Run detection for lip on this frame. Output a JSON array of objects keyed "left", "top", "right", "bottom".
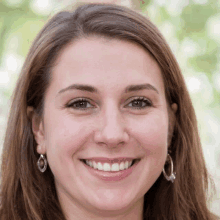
[
  {"left": 80, "top": 158, "right": 140, "bottom": 181},
  {"left": 80, "top": 157, "right": 135, "bottom": 164}
]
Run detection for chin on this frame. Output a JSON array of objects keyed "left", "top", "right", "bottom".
[{"left": 87, "top": 192, "right": 141, "bottom": 213}]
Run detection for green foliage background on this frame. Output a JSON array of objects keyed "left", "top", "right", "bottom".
[{"left": 0, "top": 0, "right": 219, "bottom": 215}]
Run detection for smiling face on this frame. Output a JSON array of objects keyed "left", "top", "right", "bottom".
[{"left": 31, "top": 37, "right": 176, "bottom": 219}]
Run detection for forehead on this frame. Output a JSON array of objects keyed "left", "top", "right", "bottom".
[{"left": 50, "top": 37, "right": 165, "bottom": 96}]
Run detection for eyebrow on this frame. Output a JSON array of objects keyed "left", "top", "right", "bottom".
[
  {"left": 57, "top": 83, "right": 159, "bottom": 96},
  {"left": 124, "top": 84, "right": 159, "bottom": 94},
  {"left": 58, "top": 84, "right": 98, "bottom": 95}
]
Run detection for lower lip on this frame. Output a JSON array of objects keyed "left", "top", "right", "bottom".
[{"left": 81, "top": 160, "right": 140, "bottom": 181}]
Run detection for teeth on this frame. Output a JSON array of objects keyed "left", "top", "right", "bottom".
[
  {"left": 93, "top": 161, "right": 97, "bottom": 169},
  {"left": 119, "top": 162, "right": 125, "bottom": 170},
  {"left": 97, "top": 162, "right": 103, "bottom": 170},
  {"left": 84, "top": 160, "right": 134, "bottom": 172},
  {"left": 89, "top": 160, "right": 93, "bottom": 167},
  {"left": 124, "top": 161, "right": 127, "bottom": 169},
  {"left": 103, "top": 163, "right": 111, "bottom": 171},
  {"left": 111, "top": 163, "right": 120, "bottom": 171}
]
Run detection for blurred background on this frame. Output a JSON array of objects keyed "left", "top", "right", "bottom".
[{"left": 0, "top": 0, "right": 219, "bottom": 215}]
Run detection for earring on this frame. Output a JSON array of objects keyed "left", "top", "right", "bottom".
[
  {"left": 37, "top": 154, "right": 47, "bottom": 173},
  {"left": 163, "top": 154, "right": 176, "bottom": 183}
]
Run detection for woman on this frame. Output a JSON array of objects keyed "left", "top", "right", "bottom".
[{"left": 0, "top": 3, "right": 218, "bottom": 220}]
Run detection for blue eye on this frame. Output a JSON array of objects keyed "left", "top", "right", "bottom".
[
  {"left": 127, "top": 97, "right": 152, "bottom": 109},
  {"left": 66, "top": 98, "right": 93, "bottom": 110}
]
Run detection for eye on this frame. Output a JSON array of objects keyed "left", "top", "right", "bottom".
[
  {"left": 65, "top": 98, "right": 94, "bottom": 110},
  {"left": 126, "top": 97, "right": 152, "bottom": 109}
]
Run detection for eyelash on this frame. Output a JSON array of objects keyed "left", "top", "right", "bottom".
[
  {"left": 126, "top": 97, "right": 152, "bottom": 109},
  {"left": 65, "top": 97, "right": 152, "bottom": 111}
]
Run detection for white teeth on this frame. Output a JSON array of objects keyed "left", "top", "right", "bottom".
[
  {"left": 111, "top": 163, "right": 120, "bottom": 171},
  {"left": 97, "top": 162, "right": 103, "bottom": 170},
  {"left": 125, "top": 161, "right": 129, "bottom": 169},
  {"left": 103, "top": 163, "right": 111, "bottom": 171},
  {"left": 89, "top": 160, "right": 93, "bottom": 167},
  {"left": 119, "top": 162, "right": 125, "bottom": 170},
  {"left": 84, "top": 159, "right": 134, "bottom": 172},
  {"left": 93, "top": 161, "right": 97, "bottom": 169}
]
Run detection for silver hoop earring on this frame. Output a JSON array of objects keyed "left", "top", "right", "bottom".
[
  {"left": 163, "top": 154, "right": 176, "bottom": 183},
  {"left": 37, "top": 154, "right": 47, "bottom": 173}
]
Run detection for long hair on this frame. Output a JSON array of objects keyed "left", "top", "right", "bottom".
[{"left": 0, "top": 3, "right": 218, "bottom": 220}]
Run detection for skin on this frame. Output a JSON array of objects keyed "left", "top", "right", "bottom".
[{"left": 30, "top": 37, "right": 177, "bottom": 220}]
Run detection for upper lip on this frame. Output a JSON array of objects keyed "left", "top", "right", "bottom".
[{"left": 80, "top": 157, "right": 139, "bottom": 163}]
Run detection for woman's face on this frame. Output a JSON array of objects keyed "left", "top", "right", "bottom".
[{"left": 32, "top": 37, "right": 176, "bottom": 218}]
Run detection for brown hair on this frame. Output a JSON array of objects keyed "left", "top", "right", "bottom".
[{"left": 0, "top": 3, "right": 218, "bottom": 220}]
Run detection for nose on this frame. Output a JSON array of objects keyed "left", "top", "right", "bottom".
[{"left": 94, "top": 105, "right": 129, "bottom": 148}]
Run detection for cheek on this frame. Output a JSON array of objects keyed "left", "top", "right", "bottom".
[
  {"left": 43, "top": 113, "right": 91, "bottom": 179},
  {"left": 129, "top": 112, "right": 169, "bottom": 153},
  {"left": 44, "top": 111, "right": 88, "bottom": 156}
]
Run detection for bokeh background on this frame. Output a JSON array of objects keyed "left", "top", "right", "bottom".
[{"left": 0, "top": 0, "right": 219, "bottom": 215}]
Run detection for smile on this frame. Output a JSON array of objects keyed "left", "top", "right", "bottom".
[
  {"left": 82, "top": 159, "right": 135, "bottom": 172},
  {"left": 80, "top": 158, "right": 141, "bottom": 181}
]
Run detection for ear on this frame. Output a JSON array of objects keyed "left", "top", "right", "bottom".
[
  {"left": 27, "top": 106, "right": 46, "bottom": 155},
  {"left": 168, "top": 103, "right": 178, "bottom": 147}
]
